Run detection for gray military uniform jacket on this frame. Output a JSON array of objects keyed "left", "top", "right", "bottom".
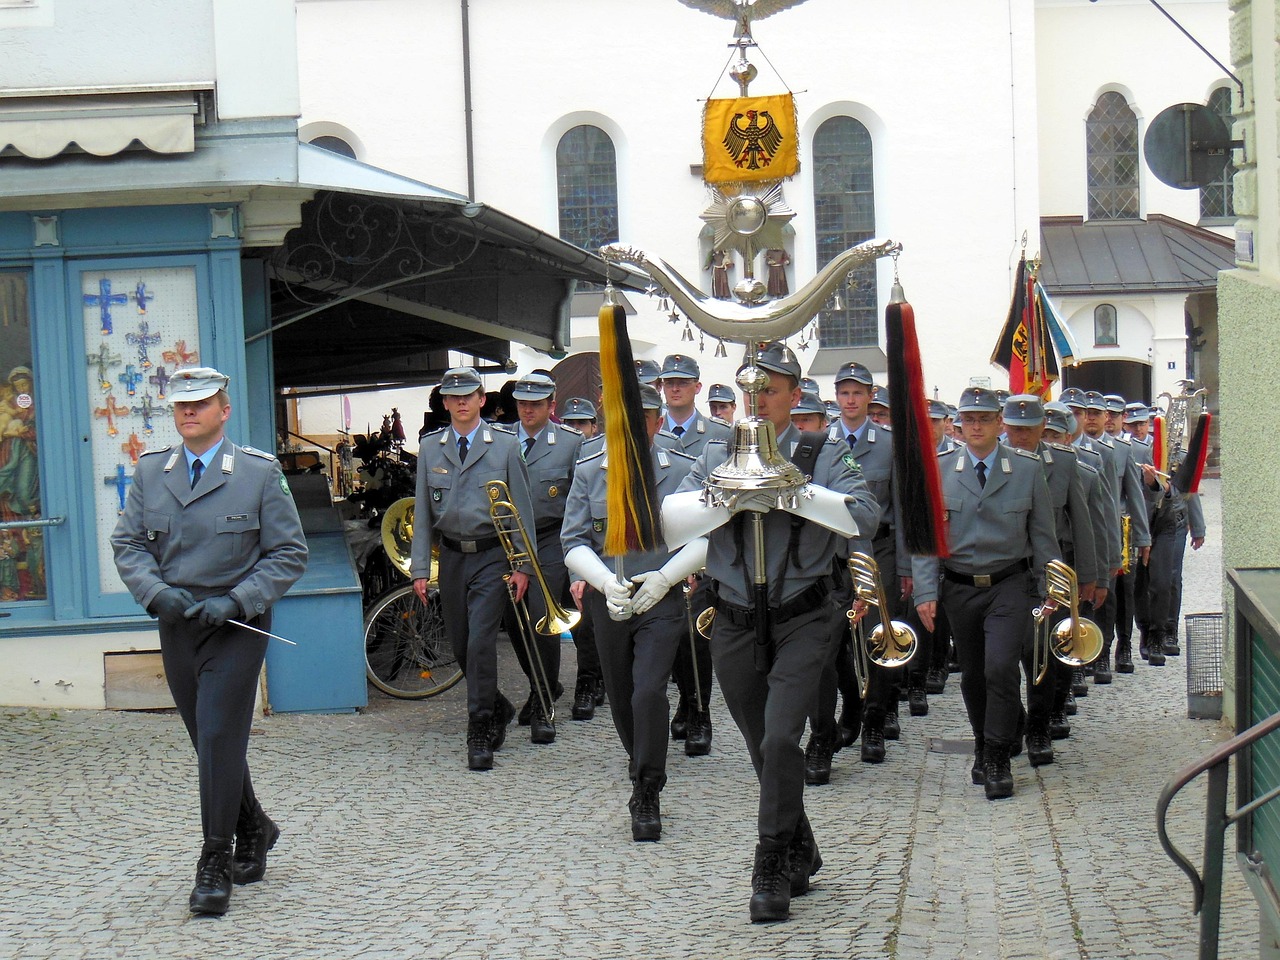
[
  {"left": 911, "top": 443, "right": 1060, "bottom": 605},
  {"left": 410, "top": 423, "right": 535, "bottom": 581},
  {"left": 111, "top": 440, "right": 308, "bottom": 618},
  {"left": 1081, "top": 432, "right": 1152, "bottom": 549},
  {"left": 1038, "top": 442, "right": 1099, "bottom": 585},
  {"left": 561, "top": 444, "right": 697, "bottom": 578},
  {"left": 677, "top": 425, "right": 879, "bottom": 608},
  {"left": 521, "top": 422, "right": 584, "bottom": 533},
  {"left": 658, "top": 410, "right": 731, "bottom": 459},
  {"left": 828, "top": 420, "right": 909, "bottom": 574}
]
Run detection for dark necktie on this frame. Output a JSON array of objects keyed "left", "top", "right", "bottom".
[
  {"left": 191, "top": 458, "right": 203, "bottom": 489},
  {"left": 975, "top": 460, "right": 987, "bottom": 489},
  {"left": 847, "top": 433, "right": 856, "bottom": 449},
  {"left": 672, "top": 425, "right": 685, "bottom": 437},
  {"left": 523, "top": 437, "right": 535, "bottom": 459},
  {"left": 457, "top": 436, "right": 469, "bottom": 464}
]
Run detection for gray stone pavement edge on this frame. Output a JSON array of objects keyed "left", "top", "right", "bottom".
[{"left": 0, "top": 479, "right": 1261, "bottom": 960}]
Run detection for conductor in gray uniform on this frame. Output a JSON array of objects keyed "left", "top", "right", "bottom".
[
  {"left": 677, "top": 342, "right": 878, "bottom": 923},
  {"left": 912, "top": 387, "right": 1058, "bottom": 801},
  {"left": 411, "top": 366, "right": 536, "bottom": 772},
  {"left": 658, "top": 353, "right": 731, "bottom": 755},
  {"left": 562, "top": 384, "right": 704, "bottom": 842},
  {"left": 111, "top": 367, "right": 307, "bottom": 916}
]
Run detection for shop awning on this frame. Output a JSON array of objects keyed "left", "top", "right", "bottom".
[{"left": 0, "top": 89, "right": 202, "bottom": 159}]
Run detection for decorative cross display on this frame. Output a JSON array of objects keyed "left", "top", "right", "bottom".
[
  {"left": 86, "top": 342, "right": 123, "bottom": 392},
  {"left": 125, "top": 320, "right": 162, "bottom": 369},
  {"left": 132, "top": 281, "right": 154, "bottom": 315},
  {"left": 103, "top": 464, "right": 133, "bottom": 514},
  {"left": 148, "top": 365, "right": 171, "bottom": 400},
  {"left": 118, "top": 364, "right": 143, "bottom": 397},
  {"left": 94, "top": 394, "right": 129, "bottom": 437},
  {"left": 131, "top": 393, "right": 159, "bottom": 434},
  {"left": 162, "top": 340, "right": 199, "bottom": 367},
  {"left": 83, "top": 279, "right": 129, "bottom": 336},
  {"left": 120, "top": 432, "right": 146, "bottom": 465}
]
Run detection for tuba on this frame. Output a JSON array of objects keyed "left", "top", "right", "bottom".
[
  {"left": 1032, "top": 560, "right": 1104, "bottom": 685},
  {"left": 380, "top": 497, "right": 439, "bottom": 583},
  {"left": 846, "top": 552, "right": 918, "bottom": 698}
]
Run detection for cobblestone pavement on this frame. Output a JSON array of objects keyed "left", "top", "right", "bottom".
[{"left": 0, "top": 480, "right": 1258, "bottom": 960}]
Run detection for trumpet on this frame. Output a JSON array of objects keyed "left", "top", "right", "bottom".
[
  {"left": 487, "top": 480, "right": 580, "bottom": 722},
  {"left": 846, "top": 552, "right": 918, "bottom": 699},
  {"left": 1032, "top": 560, "right": 1104, "bottom": 685}
]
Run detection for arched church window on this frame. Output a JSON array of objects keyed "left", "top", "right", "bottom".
[
  {"left": 813, "top": 116, "right": 876, "bottom": 348},
  {"left": 1086, "top": 91, "right": 1140, "bottom": 220}
]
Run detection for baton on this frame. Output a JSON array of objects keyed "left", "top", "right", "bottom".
[{"left": 230, "top": 618, "right": 298, "bottom": 646}]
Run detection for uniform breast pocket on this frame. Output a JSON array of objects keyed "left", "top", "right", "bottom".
[
  {"left": 1007, "top": 497, "right": 1033, "bottom": 518},
  {"left": 942, "top": 496, "right": 963, "bottom": 521},
  {"left": 216, "top": 512, "right": 261, "bottom": 557},
  {"left": 532, "top": 467, "right": 570, "bottom": 504},
  {"left": 142, "top": 509, "right": 171, "bottom": 546},
  {"left": 427, "top": 473, "right": 452, "bottom": 506},
  {"left": 588, "top": 498, "right": 608, "bottom": 535}
]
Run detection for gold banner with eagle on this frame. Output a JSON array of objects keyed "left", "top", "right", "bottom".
[{"left": 702, "top": 93, "right": 799, "bottom": 185}]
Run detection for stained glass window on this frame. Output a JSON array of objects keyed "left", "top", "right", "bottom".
[
  {"left": 1200, "top": 86, "right": 1234, "bottom": 221},
  {"left": 813, "top": 116, "right": 877, "bottom": 348},
  {"left": 556, "top": 125, "right": 619, "bottom": 254},
  {"left": 0, "top": 271, "right": 43, "bottom": 601},
  {"left": 1086, "top": 91, "right": 1140, "bottom": 220}
]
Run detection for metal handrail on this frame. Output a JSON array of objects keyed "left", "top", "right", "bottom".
[{"left": 1156, "top": 709, "right": 1280, "bottom": 960}]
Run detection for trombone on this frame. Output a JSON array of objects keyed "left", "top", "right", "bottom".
[
  {"left": 846, "top": 552, "right": 918, "bottom": 699},
  {"left": 1032, "top": 559, "right": 1104, "bottom": 685},
  {"left": 486, "top": 480, "right": 581, "bottom": 723}
]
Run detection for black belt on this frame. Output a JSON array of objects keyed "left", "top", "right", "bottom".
[
  {"left": 942, "top": 559, "right": 1030, "bottom": 588},
  {"left": 711, "top": 576, "right": 832, "bottom": 628},
  {"left": 872, "top": 523, "right": 893, "bottom": 544},
  {"left": 535, "top": 522, "right": 561, "bottom": 538},
  {"left": 440, "top": 533, "right": 503, "bottom": 554}
]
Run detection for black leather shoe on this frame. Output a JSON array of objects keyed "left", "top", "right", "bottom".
[
  {"left": 908, "top": 686, "right": 928, "bottom": 716},
  {"left": 983, "top": 742, "right": 1014, "bottom": 800},
  {"left": 1048, "top": 712, "right": 1071, "bottom": 740},
  {"left": 490, "top": 694, "right": 515, "bottom": 752},
  {"left": 1071, "top": 667, "right": 1088, "bottom": 697},
  {"left": 1163, "top": 635, "right": 1182, "bottom": 656},
  {"left": 530, "top": 696, "right": 556, "bottom": 745},
  {"left": 1064, "top": 692, "right": 1077, "bottom": 716},
  {"left": 190, "top": 837, "right": 234, "bottom": 915},
  {"left": 971, "top": 735, "right": 985, "bottom": 785},
  {"left": 685, "top": 709, "right": 712, "bottom": 756},
  {"left": 883, "top": 709, "right": 901, "bottom": 741},
  {"left": 571, "top": 677, "right": 597, "bottom": 720},
  {"left": 925, "top": 667, "right": 947, "bottom": 695},
  {"left": 1115, "top": 641, "right": 1135, "bottom": 674},
  {"left": 670, "top": 699, "right": 688, "bottom": 741},
  {"left": 467, "top": 716, "right": 494, "bottom": 771},
  {"left": 788, "top": 817, "right": 822, "bottom": 896},
  {"left": 1148, "top": 641, "right": 1167, "bottom": 667},
  {"left": 861, "top": 724, "right": 886, "bottom": 764},
  {"left": 629, "top": 781, "right": 662, "bottom": 842},
  {"left": 750, "top": 844, "right": 791, "bottom": 922},
  {"left": 1026, "top": 725, "right": 1054, "bottom": 766},
  {"left": 1093, "top": 656, "right": 1113, "bottom": 685},
  {"left": 804, "top": 731, "right": 835, "bottom": 786},
  {"left": 232, "top": 807, "right": 279, "bottom": 885}
]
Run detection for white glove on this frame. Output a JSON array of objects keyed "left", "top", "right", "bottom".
[
  {"left": 630, "top": 538, "right": 709, "bottom": 616},
  {"left": 728, "top": 490, "right": 778, "bottom": 515},
  {"left": 565, "top": 545, "right": 633, "bottom": 620}
]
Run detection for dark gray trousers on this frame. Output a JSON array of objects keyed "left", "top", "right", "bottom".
[{"left": 437, "top": 544, "right": 511, "bottom": 717}]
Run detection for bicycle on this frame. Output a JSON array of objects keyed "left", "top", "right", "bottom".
[{"left": 363, "top": 579, "right": 462, "bottom": 700}]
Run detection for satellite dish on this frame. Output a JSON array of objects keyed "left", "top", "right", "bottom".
[{"left": 1144, "top": 103, "right": 1232, "bottom": 190}]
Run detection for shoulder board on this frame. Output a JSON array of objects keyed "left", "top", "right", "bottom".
[
  {"left": 1046, "top": 441, "right": 1074, "bottom": 453},
  {"left": 709, "top": 415, "right": 731, "bottom": 427},
  {"left": 657, "top": 429, "right": 679, "bottom": 440},
  {"left": 491, "top": 423, "right": 515, "bottom": 435},
  {"left": 1078, "top": 462, "right": 1100, "bottom": 476},
  {"left": 577, "top": 449, "right": 606, "bottom": 465},
  {"left": 140, "top": 444, "right": 175, "bottom": 457},
  {"left": 1112, "top": 434, "right": 1131, "bottom": 445},
  {"left": 557, "top": 423, "right": 583, "bottom": 437},
  {"left": 423, "top": 426, "right": 448, "bottom": 438},
  {"left": 1013, "top": 448, "right": 1041, "bottom": 460},
  {"left": 938, "top": 445, "right": 962, "bottom": 458},
  {"left": 879, "top": 423, "right": 893, "bottom": 432},
  {"left": 706, "top": 437, "right": 731, "bottom": 448},
  {"left": 240, "top": 445, "right": 277, "bottom": 461},
  {"left": 1098, "top": 435, "right": 1115, "bottom": 447},
  {"left": 665, "top": 448, "right": 696, "bottom": 462}
]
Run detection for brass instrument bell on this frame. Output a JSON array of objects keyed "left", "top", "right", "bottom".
[
  {"left": 846, "top": 552, "right": 919, "bottom": 698},
  {"left": 1032, "top": 560, "right": 1104, "bottom": 685}
]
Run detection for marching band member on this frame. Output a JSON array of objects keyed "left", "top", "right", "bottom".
[
  {"left": 708, "top": 383, "right": 738, "bottom": 422},
  {"left": 561, "top": 383, "right": 705, "bottom": 841},
  {"left": 411, "top": 366, "right": 536, "bottom": 772}
]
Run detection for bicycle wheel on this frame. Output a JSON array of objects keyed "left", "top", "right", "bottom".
[{"left": 364, "top": 583, "right": 462, "bottom": 699}]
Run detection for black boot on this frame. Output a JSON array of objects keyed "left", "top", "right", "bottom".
[
  {"left": 517, "top": 691, "right": 534, "bottom": 726},
  {"left": 189, "top": 837, "right": 234, "bottom": 915},
  {"left": 232, "top": 805, "right": 280, "bottom": 885},
  {"left": 1093, "top": 651, "right": 1113, "bottom": 685},
  {"left": 1048, "top": 711, "right": 1071, "bottom": 740},
  {"left": 860, "top": 710, "right": 886, "bottom": 763},
  {"left": 1025, "top": 720, "right": 1054, "bottom": 767},
  {"left": 925, "top": 666, "right": 947, "bottom": 695},
  {"left": 685, "top": 708, "right": 712, "bottom": 756},
  {"left": 571, "top": 677, "right": 597, "bottom": 720},
  {"left": 467, "top": 715, "right": 494, "bottom": 771},
  {"left": 1064, "top": 691, "right": 1077, "bottom": 716},
  {"left": 1148, "top": 632, "right": 1167, "bottom": 667},
  {"left": 1071, "top": 667, "right": 1088, "bottom": 697},
  {"left": 983, "top": 741, "right": 1014, "bottom": 800},
  {"left": 838, "top": 697, "right": 861, "bottom": 748},
  {"left": 1009, "top": 708, "right": 1025, "bottom": 758},
  {"left": 1139, "top": 629, "right": 1150, "bottom": 661},
  {"left": 787, "top": 816, "right": 822, "bottom": 897},
  {"left": 670, "top": 698, "right": 689, "bottom": 741},
  {"left": 1162, "top": 633, "right": 1181, "bottom": 656},
  {"left": 593, "top": 677, "right": 606, "bottom": 706},
  {"left": 530, "top": 695, "right": 556, "bottom": 745},
  {"left": 1115, "top": 640, "right": 1135, "bottom": 673},
  {"left": 908, "top": 685, "right": 929, "bottom": 716},
  {"left": 750, "top": 844, "right": 791, "bottom": 922},
  {"left": 971, "top": 734, "right": 985, "bottom": 785},
  {"left": 883, "top": 704, "right": 901, "bottom": 741},
  {"left": 490, "top": 694, "right": 515, "bottom": 752},
  {"left": 628, "top": 780, "right": 662, "bottom": 842},
  {"left": 804, "top": 730, "right": 836, "bottom": 786}
]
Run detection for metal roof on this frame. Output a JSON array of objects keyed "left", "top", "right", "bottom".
[{"left": 1038, "top": 215, "right": 1234, "bottom": 296}]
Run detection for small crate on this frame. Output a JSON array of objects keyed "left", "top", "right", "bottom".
[{"left": 1185, "top": 612, "right": 1224, "bottom": 720}]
